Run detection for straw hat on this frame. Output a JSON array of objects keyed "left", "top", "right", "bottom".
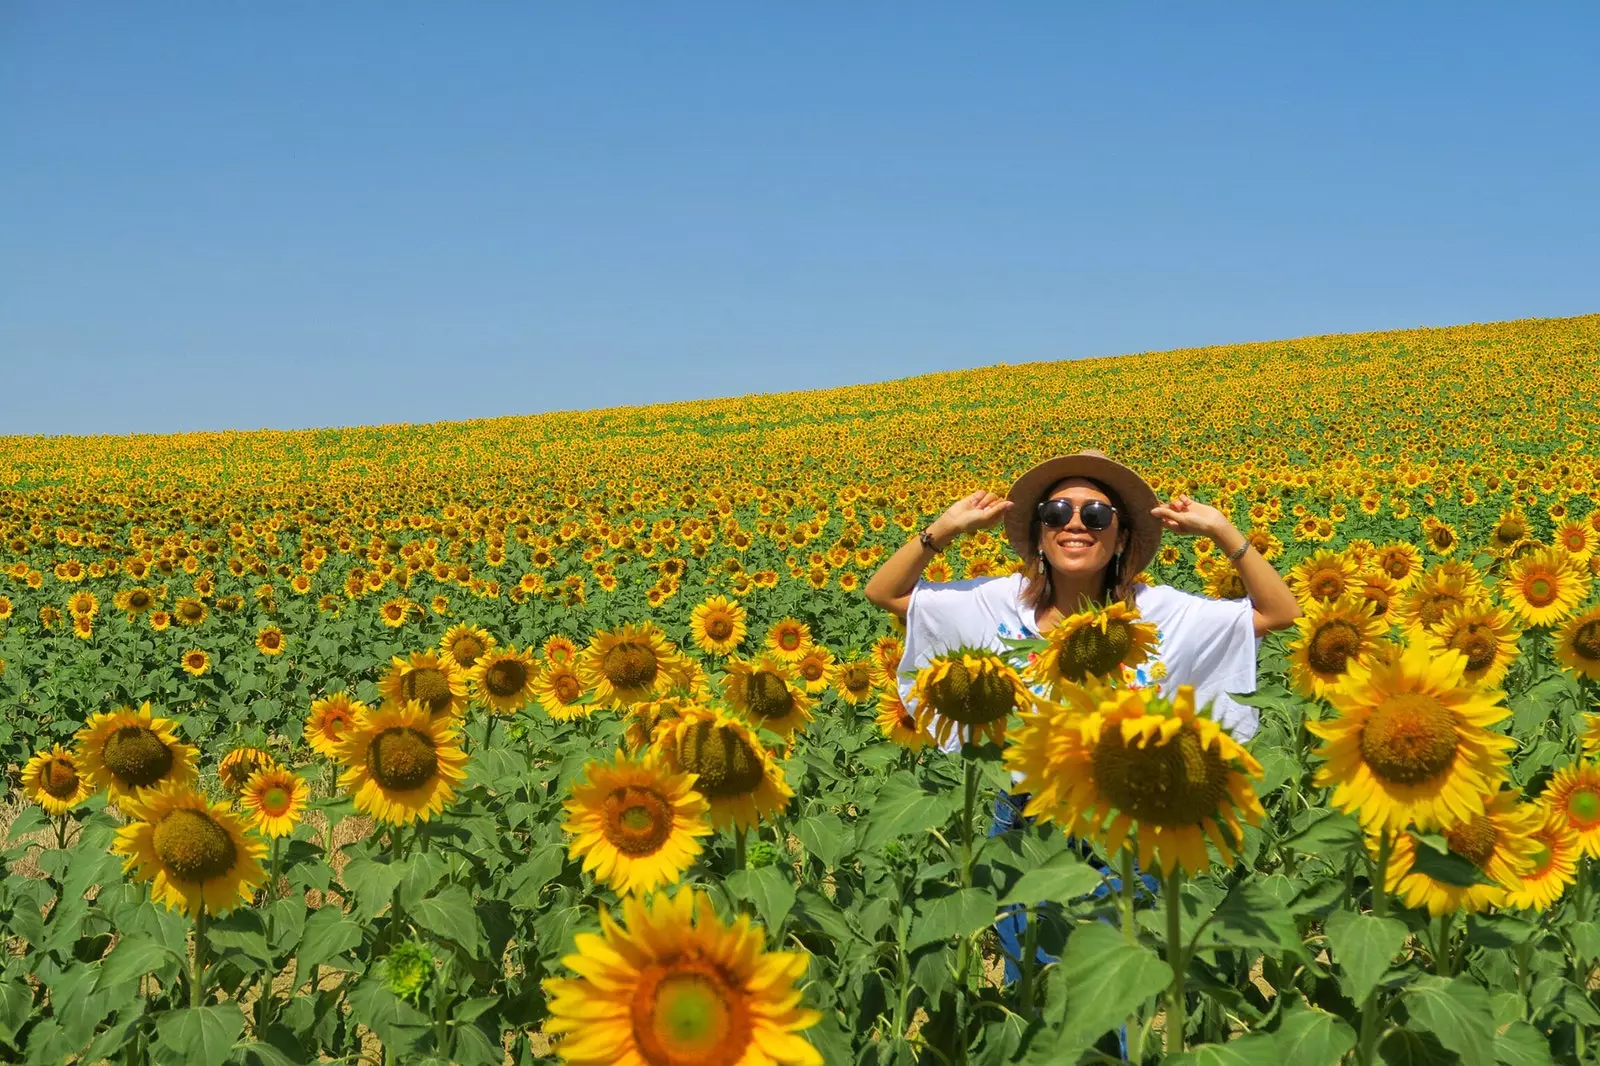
[{"left": 1003, "top": 450, "right": 1163, "bottom": 578}]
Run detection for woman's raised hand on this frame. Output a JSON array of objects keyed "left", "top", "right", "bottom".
[
  {"left": 929, "top": 490, "right": 1013, "bottom": 544},
  {"left": 1150, "top": 494, "right": 1227, "bottom": 537}
]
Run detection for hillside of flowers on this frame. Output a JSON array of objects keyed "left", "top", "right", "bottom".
[{"left": 1, "top": 312, "right": 1599, "bottom": 1065}]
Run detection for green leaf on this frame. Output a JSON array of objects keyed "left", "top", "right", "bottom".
[
  {"left": 1567, "top": 920, "right": 1600, "bottom": 966},
  {"left": 795, "top": 812, "right": 850, "bottom": 867},
  {"left": 1324, "top": 909, "right": 1409, "bottom": 1005},
  {"left": 725, "top": 867, "right": 797, "bottom": 933},
  {"left": 1166, "top": 1034, "right": 1281, "bottom": 1066},
  {"left": 293, "top": 907, "right": 366, "bottom": 989},
  {"left": 236, "top": 1040, "right": 308, "bottom": 1066},
  {"left": 5, "top": 805, "right": 48, "bottom": 843},
  {"left": 857, "top": 772, "right": 949, "bottom": 852},
  {"left": 1056, "top": 921, "right": 1171, "bottom": 1050},
  {"left": 910, "top": 887, "right": 997, "bottom": 951},
  {"left": 207, "top": 908, "right": 272, "bottom": 971},
  {"left": 347, "top": 974, "right": 431, "bottom": 1055},
  {"left": 412, "top": 886, "right": 487, "bottom": 958},
  {"left": 1272, "top": 1004, "right": 1357, "bottom": 1066},
  {"left": 1201, "top": 879, "right": 1306, "bottom": 960},
  {"left": 1402, "top": 975, "right": 1497, "bottom": 1066},
  {"left": 997, "top": 851, "right": 1104, "bottom": 907},
  {"left": 1493, "top": 1021, "right": 1555, "bottom": 1066},
  {"left": 1408, "top": 832, "right": 1496, "bottom": 888},
  {"left": 1281, "top": 809, "right": 1363, "bottom": 859},
  {"left": 341, "top": 855, "right": 405, "bottom": 920},
  {"left": 152, "top": 1003, "right": 246, "bottom": 1066},
  {"left": 93, "top": 934, "right": 182, "bottom": 993}
]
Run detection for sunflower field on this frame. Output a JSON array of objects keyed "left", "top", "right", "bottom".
[{"left": 2, "top": 313, "right": 1600, "bottom": 1065}]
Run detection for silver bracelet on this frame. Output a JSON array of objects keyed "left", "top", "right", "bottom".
[{"left": 1227, "top": 539, "right": 1250, "bottom": 563}]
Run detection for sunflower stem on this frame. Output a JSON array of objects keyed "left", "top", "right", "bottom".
[
  {"left": 959, "top": 754, "right": 978, "bottom": 889},
  {"left": 1018, "top": 904, "right": 1040, "bottom": 1018},
  {"left": 54, "top": 814, "right": 68, "bottom": 851},
  {"left": 483, "top": 714, "right": 498, "bottom": 750},
  {"left": 1119, "top": 848, "right": 1138, "bottom": 943},
  {"left": 734, "top": 827, "right": 746, "bottom": 872},
  {"left": 1371, "top": 828, "right": 1392, "bottom": 919},
  {"left": 1432, "top": 912, "right": 1454, "bottom": 978},
  {"left": 1164, "top": 866, "right": 1187, "bottom": 1054},
  {"left": 190, "top": 905, "right": 209, "bottom": 1009}
]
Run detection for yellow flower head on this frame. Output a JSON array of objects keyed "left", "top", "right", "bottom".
[
  {"left": 562, "top": 749, "right": 712, "bottom": 896},
  {"left": 833, "top": 657, "right": 876, "bottom": 705},
  {"left": 909, "top": 647, "right": 1030, "bottom": 749},
  {"left": 306, "top": 692, "right": 367, "bottom": 760},
  {"left": 467, "top": 645, "right": 540, "bottom": 715},
  {"left": 875, "top": 688, "right": 928, "bottom": 751},
  {"left": 218, "top": 746, "right": 277, "bottom": 796},
  {"left": 764, "top": 616, "right": 813, "bottom": 663},
  {"left": 439, "top": 623, "right": 497, "bottom": 670},
  {"left": 1424, "top": 602, "right": 1521, "bottom": 688},
  {"left": 722, "top": 653, "right": 814, "bottom": 741},
  {"left": 240, "top": 765, "right": 309, "bottom": 839},
  {"left": 1377, "top": 790, "right": 1542, "bottom": 916},
  {"left": 112, "top": 782, "right": 267, "bottom": 917},
  {"left": 1552, "top": 604, "right": 1600, "bottom": 682},
  {"left": 534, "top": 661, "right": 593, "bottom": 721},
  {"left": 337, "top": 700, "right": 470, "bottom": 825},
  {"left": 1503, "top": 799, "right": 1580, "bottom": 912},
  {"left": 378, "top": 650, "right": 468, "bottom": 720},
  {"left": 75, "top": 702, "right": 199, "bottom": 803},
  {"left": 22, "top": 743, "right": 94, "bottom": 815},
  {"left": 1024, "top": 602, "right": 1158, "bottom": 697},
  {"left": 690, "top": 595, "right": 747, "bottom": 657},
  {"left": 1543, "top": 762, "right": 1600, "bottom": 858},
  {"left": 1500, "top": 545, "right": 1590, "bottom": 627},
  {"left": 1287, "top": 593, "right": 1389, "bottom": 700},
  {"left": 580, "top": 623, "right": 681, "bottom": 709},
  {"left": 651, "top": 705, "right": 792, "bottom": 831}
]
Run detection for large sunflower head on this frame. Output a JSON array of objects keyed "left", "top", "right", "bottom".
[
  {"left": 1289, "top": 550, "right": 1361, "bottom": 607},
  {"left": 580, "top": 623, "right": 679, "bottom": 709},
  {"left": 763, "top": 617, "right": 813, "bottom": 663},
  {"left": 256, "top": 625, "right": 286, "bottom": 656},
  {"left": 1500, "top": 546, "right": 1591, "bottom": 627},
  {"left": 1425, "top": 602, "right": 1522, "bottom": 688},
  {"left": 561, "top": 749, "right": 712, "bottom": 896},
  {"left": 21, "top": 743, "right": 94, "bottom": 815},
  {"left": 218, "top": 746, "right": 277, "bottom": 795},
  {"left": 1024, "top": 602, "right": 1159, "bottom": 697},
  {"left": 1004, "top": 681, "right": 1264, "bottom": 877},
  {"left": 1307, "top": 642, "right": 1515, "bottom": 832},
  {"left": 689, "top": 595, "right": 747, "bottom": 658},
  {"left": 240, "top": 765, "right": 309, "bottom": 839},
  {"left": 909, "top": 647, "right": 1031, "bottom": 749},
  {"left": 651, "top": 705, "right": 792, "bottom": 831},
  {"left": 112, "top": 782, "right": 267, "bottom": 917},
  {"left": 875, "top": 688, "right": 928, "bottom": 751},
  {"left": 1503, "top": 799, "right": 1580, "bottom": 912},
  {"left": 75, "top": 702, "right": 199, "bottom": 803},
  {"left": 834, "top": 657, "right": 876, "bottom": 705},
  {"left": 115, "top": 586, "right": 157, "bottom": 616},
  {"left": 439, "top": 623, "right": 496, "bottom": 670},
  {"left": 1543, "top": 762, "right": 1600, "bottom": 858},
  {"left": 722, "top": 654, "right": 814, "bottom": 741},
  {"left": 377, "top": 650, "right": 469, "bottom": 720},
  {"left": 180, "top": 648, "right": 211, "bottom": 677},
  {"left": 1553, "top": 604, "right": 1600, "bottom": 682},
  {"left": 337, "top": 701, "right": 471, "bottom": 825},
  {"left": 1396, "top": 568, "right": 1489, "bottom": 639},
  {"left": 1555, "top": 520, "right": 1597, "bottom": 561},
  {"left": 543, "top": 887, "right": 822, "bottom": 1066},
  {"left": 1354, "top": 570, "right": 1400, "bottom": 619},
  {"left": 468, "top": 645, "right": 539, "bottom": 715},
  {"left": 306, "top": 692, "right": 367, "bottom": 760},
  {"left": 1373, "top": 543, "right": 1423, "bottom": 589},
  {"left": 1286, "top": 594, "right": 1389, "bottom": 699},
  {"left": 534, "top": 661, "right": 594, "bottom": 721},
  {"left": 1377, "top": 789, "right": 1542, "bottom": 916}
]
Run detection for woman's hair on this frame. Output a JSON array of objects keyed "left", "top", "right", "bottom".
[{"left": 1020, "top": 477, "right": 1138, "bottom": 615}]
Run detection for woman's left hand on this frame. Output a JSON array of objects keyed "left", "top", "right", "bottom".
[{"left": 1151, "top": 495, "right": 1228, "bottom": 538}]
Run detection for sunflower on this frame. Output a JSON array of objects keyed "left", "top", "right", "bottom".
[
  {"left": 1421, "top": 518, "right": 1460, "bottom": 557},
  {"left": 1353, "top": 570, "right": 1400, "bottom": 619},
  {"left": 562, "top": 750, "right": 712, "bottom": 896},
  {"left": 580, "top": 624, "right": 680, "bottom": 709},
  {"left": 1553, "top": 604, "right": 1600, "bottom": 682},
  {"left": 379, "top": 598, "right": 411, "bottom": 628},
  {"left": 870, "top": 634, "right": 905, "bottom": 686},
  {"left": 875, "top": 688, "right": 928, "bottom": 751},
  {"left": 834, "top": 658, "right": 876, "bottom": 705},
  {"left": 378, "top": 650, "right": 469, "bottom": 720},
  {"left": 114, "top": 586, "right": 157, "bottom": 616},
  {"left": 1422, "top": 602, "right": 1521, "bottom": 688},
  {"left": 218, "top": 747, "right": 277, "bottom": 795},
  {"left": 1501, "top": 546, "right": 1590, "bottom": 627},
  {"left": 764, "top": 617, "right": 813, "bottom": 663},
  {"left": 652, "top": 706, "right": 792, "bottom": 830},
  {"left": 543, "top": 887, "right": 822, "bottom": 1066},
  {"left": 1307, "top": 642, "right": 1514, "bottom": 832},
  {"left": 1288, "top": 595, "right": 1389, "bottom": 699},
  {"left": 240, "top": 765, "right": 309, "bottom": 839},
  {"left": 1490, "top": 509, "right": 1532, "bottom": 554},
  {"left": 173, "top": 597, "right": 208, "bottom": 627},
  {"left": 256, "top": 626, "right": 286, "bottom": 656},
  {"left": 1289, "top": 550, "right": 1361, "bottom": 607},
  {"left": 306, "top": 692, "right": 367, "bottom": 759},
  {"left": 1585, "top": 715, "right": 1600, "bottom": 758},
  {"left": 337, "top": 700, "right": 470, "bottom": 825},
  {"left": 1025, "top": 602, "right": 1160, "bottom": 696},
  {"left": 1378, "top": 790, "right": 1542, "bottom": 916},
  {"left": 689, "top": 595, "right": 747, "bottom": 657},
  {"left": 1503, "top": 800, "right": 1581, "bottom": 912},
  {"left": 67, "top": 590, "right": 99, "bottom": 619},
  {"left": 1005, "top": 681, "right": 1264, "bottom": 877},
  {"left": 1372, "top": 543, "right": 1423, "bottom": 589},
  {"left": 1555, "top": 520, "right": 1597, "bottom": 561},
  {"left": 146, "top": 609, "right": 171, "bottom": 630},
  {"left": 180, "top": 649, "right": 211, "bottom": 677},
  {"left": 535, "top": 662, "right": 593, "bottom": 720},
  {"left": 543, "top": 634, "right": 579, "bottom": 666},
  {"left": 76, "top": 702, "right": 199, "bottom": 803},
  {"left": 21, "top": 743, "right": 94, "bottom": 814},
  {"left": 722, "top": 654, "right": 814, "bottom": 740},
  {"left": 1543, "top": 762, "right": 1600, "bottom": 857},
  {"left": 1395, "top": 568, "right": 1488, "bottom": 639},
  {"left": 1203, "top": 564, "right": 1248, "bottom": 601},
  {"left": 909, "top": 647, "right": 1031, "bottom": 749},
  {"left": 112, "top": 782, "right": 267, "bottom": 917},
  {"left": 72, "top": 614, "right": 94, "bottom": 640},
  {"left": 439, "top": 623, "right": 496, "bottom": 670},
  {"left": 468, "top": 645, "right": 540, "bottom": 715}
]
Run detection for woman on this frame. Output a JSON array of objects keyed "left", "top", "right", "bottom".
[{"left": 863, "top": 449, "right": 1301, "bottom": 982}]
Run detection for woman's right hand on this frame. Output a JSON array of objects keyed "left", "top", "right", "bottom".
[{"left": 929, "top": 491, "right": 1012, "bottom": 545}]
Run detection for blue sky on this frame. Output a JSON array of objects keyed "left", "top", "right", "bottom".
[{"left": 2, "top": 3, "right": 1596, "bottom": 437}]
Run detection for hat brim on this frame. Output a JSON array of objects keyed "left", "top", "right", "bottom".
[{"left": 1004, "top": 453, "right": 1163, "bottom": 578}]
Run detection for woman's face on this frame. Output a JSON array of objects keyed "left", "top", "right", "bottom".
[{"left": 1038, "top": 478, "right": 1127, "bottom": 581}]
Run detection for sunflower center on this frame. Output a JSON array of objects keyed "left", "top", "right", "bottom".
[
  {"left": 1568, "top": 788, "right": 1600, "bottom": 828},
  {"left": 1419, "top": 593, "right": 1461, "bottom": 629},
  {"left": 705, "top": 616, "right": 733, "bottom": 641},
  {"left": 1446, "top": 624, "right": 1498, "bottom": 672},
  {"left": 129, "top": 590, "right": 152, "bottom": 610},
  {"left": 1443, "top": 814, "right": 1497, "bottom": 868},
  {"left": 746, "top": 671, "right": 794, "bottom": 720},
  {"left": 1570, "top": 621, "right": 1600, "bottom": 661},
  {"left": 152, "top": 808, "right": 238, "bottom": 882},
  {"left": 1359, "top": 694, "right": 1459, "bottom": 786},
  {"left": 1524, "top": 575, "right": 1557, "bottom": 607},
  {"left": 1527, "top": 839, "right": 1554, "bottom": 877},
  {"left": 1091, "top": 726, "right": 1229, "bottom": 827},
  {"left": 451, "top": 636, "right": 486, "bottom": 665},
  {"left": 1061, "top": 624, "right": 1132, "bottom": 681},
  {"left": 603, "top": 785, "right": 673, "bottom": 856},
  {"left": 1307, "top": 621, "right": 1362, "bottom": 675},
  {"left": 400, "top": 667, "right": 452, "bottom": 715},
  {"left": 554, "top": 673, "right": 582, "bottom": 702},
  {"left": 777, "top": 629, "right": 802, "bottom": 652},
  {"left": 42, "top": 760, "right": 80, "bottom": 799},
  {"left": 677, "top": 721, "right": 765, "bottom": 798},
  {"left": 323, "top": 711, "right": 351, "bottom": 739},
  {"left": 1497, "top": 519, "right": 1526, "bottom": 543},
  {"left": 799, "top": 659, "right": 825, "bottom": 682},
  {"left": 926, "top": 661, "right": 1017, "bottom": 725},
  {"left": 485, "top": 659, "right": 528, "bottom": 697},
  {"left": 262, "top": 786, "right": 291, "bottom": 815},
  {"left": 221, "top": 754, "right": 265, "bottom": 791},
  {"left": 604, "top": 643, "right": 660, "bottom": 689},
  {"left": 369, "top": 727, "right": 439, "bottom": 791},
  {"left": 632, "top": 960, "right": 750, "bottom": 1066},
  {"left": 843, "top": 666, "right": 871, "bottom": 693},
  {"left": 179, "top": 602, "right": 203, "bottom": 621},
  {"left": 1309, "top": 572, "right": 1345, "bottom": 600},
  {"left": 102, "top": 726, "right": 175, "bottom": 788},
  {"left": 1431, "top": 527, "right": 1454, "bottom": 548},
  {"left": 1384, "top": 557, "right": 1411, "bottom": 580}
]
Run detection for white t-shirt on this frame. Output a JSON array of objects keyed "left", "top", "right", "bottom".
[{"left": 896, "top": 573, "right": 1260, "bottom": 749}]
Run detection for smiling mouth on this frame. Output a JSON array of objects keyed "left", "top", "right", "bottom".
[{"left": 1055, "top": 537, "right": 1098, "bottom": 551}]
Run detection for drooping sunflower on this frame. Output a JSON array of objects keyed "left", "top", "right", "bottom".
[
  {"left": 467, "top": 645, "right": 539, "bottom": 715},
  {"left": 21, "top": 743, "right": 94, "bottom": 814},
  {"left": 875, "top": 688, "right": 928, "bottom": 751},
  {"left": 76, "top": 702, "right": 199, "bottom": 803},
  {"left": 218, "top": 746, "right": 277, "bottom": 795},
  {"left": 1025, "top": 602, "right": 1159, "bottom": 696},
  {"left": 439, "top": 623, "right": 496, "bottom": 670},
  {"left": 1500, "top": 546, "right": 1591, "bottom": 627},
  {"left": 1005, "top": 681, "right": 1264, "bottom": 877},
  {"left": 1489, "top": 509, "right": 1533, "bottom": 555},
  {"left": 580, "top": 624, "right": 680, "bottom": 709},
  {"left": 256, "top": 625, "right": 286, "bottom": 656},
  {"left": 764, "top": 617, "right": 813, "bottom": 663},
  {"left": 1307, "top": 642, "right": 1514, "bottom": 832},
  {"left": 1378, "top": 789, "right": 1542, "bottom": 916},
  {"left": 722, "top": 654, "right": 814, "bottom": 740},
  {"left": 378, "top": 650, "right": 469, "bottom": 720},
  {"left": 834, "top": 657, "right": 876, "bottom": 705},
  {"left": 180, "top": 649, "right": 211, "bottom": 677},
  {"left": 909, "top": 647, "right": 1031, "bottom": 749},
  {"left": 1289, "top": 550, "right": 1361, "bottom": 607},
  {"left": 173, "top": 597, "right": 208, "bottom": 627},
  {"left": 1552, "top": 604, "right": 1600, "bottom": 682},
  {"left": 1421, "top": 601, "right": 1521, "bottom": 688},
  {"left": 112, "top": 782, "right": 266, "bottom": 917},
  {"left": 306, "top": 692, "right": 367, "bottom": 760},
  {"left": 652, "top": 706, "right": 793, "bottom": 830},
  {"left": 239, "top": 765, "right": 309, "bottom": 839},
  {"left": 1286, "top": 595, "right": 1389, "bottom": 700},
  {"left": 1503, "top": 799, "right": 1581, "bottom": 912},
  {"left": 1395, "top": 568, "right": 1489, "bottom": 639},
  {"left": 535, "top": 661, "right": 593, "bottom": 721},
  {"left": 543, "top": 887, "right": 823, "bottom": 1066},
  {"left": 562, "top": 750, "right": 712, "bottom": 896},
  {"left": 689, "top": 595, "right": 747, "bottom": 657},
  {"left": 337, "top": 700, "right": 470, "bottom": 825},
  {"left": 1543, "top": 762, "right": 1600, "bottom": 857}
]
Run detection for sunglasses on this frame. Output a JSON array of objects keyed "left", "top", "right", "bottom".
[{"left": 1036, "top": 498, "right": 1118, "bottom": 531}]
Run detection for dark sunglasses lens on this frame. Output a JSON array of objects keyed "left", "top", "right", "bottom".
[
  {"left": 1037, "top": 498, "right": 1116, "bottom": 529},
  {"left": 1080, "top": 501, "right": 1116, "bottom": 530},
  {"left": 1037, "top": 499, "right": 1073, "bottom": 527}
]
